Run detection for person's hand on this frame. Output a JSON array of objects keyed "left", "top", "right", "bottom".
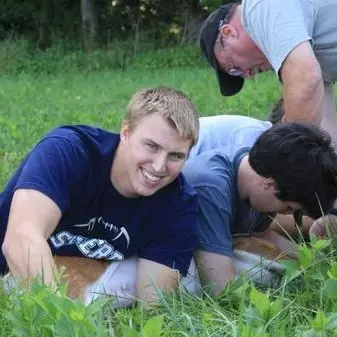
[{"left": 309, "top": 214, "right": 337, "bottom": 239}]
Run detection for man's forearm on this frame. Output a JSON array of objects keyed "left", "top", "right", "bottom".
[
  {"left": 194, "top": 250, "right": 234, "bottom": 296},
  {"left": 2, "top": 233, "right": 57, "bottom": 286},
  {"left": 283, "top": 76, "right": 324, "bottom": 125},
  {"left": 258, "top": 230, "right": 297, "bottom": 258},
  {"left": 136, "top": 258, "right": 179, "bottom": 306},
  {"left": 280, "top": 41, "right": 325, "bottom": 125}
]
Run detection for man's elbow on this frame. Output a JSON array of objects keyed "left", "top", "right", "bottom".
[
  {"left": 2, "top": 229, "right": 40, "bottom": 260},
  {"left": 304, "top": 71, "right": 324, "bottom": 97},
  {"left": 2, "top": 233, "right": 14, "bottom": 260},
  {"left": 2, "top": 230, "right": 24, "bottom": 262},
  {"left": 2, "top": 242, "right": 8, "bottom": 260},
  {"left": 305, "top": 73, "right": 324, "bottom": 123},
  {"left": 285, "top": 71, "right": 324, "bottom": 123}
]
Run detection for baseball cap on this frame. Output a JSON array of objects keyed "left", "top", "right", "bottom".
[{"left": 199, "top": 3, "right": 244, "bottom": 96}]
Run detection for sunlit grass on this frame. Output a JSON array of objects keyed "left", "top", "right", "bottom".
[{"left": 0, "top": 67, "right": 280, "bottom": 187}]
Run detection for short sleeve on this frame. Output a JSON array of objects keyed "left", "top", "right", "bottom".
[
  {"left": 139, "top": 193, "right": 198, "bottom": 277},
  {"left": 15, "top": 135, "right": 89, "bottom": 213},
  {"left": 194, "top": 178, "right": 234, "bottom": 257},
  {"left": 242, "top": 0, "right": 312, "bottom": 74},
  {"left": 183, "top": 154, "right": 236, "bottom": 257}
]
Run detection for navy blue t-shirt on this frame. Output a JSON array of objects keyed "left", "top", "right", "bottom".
[{"left": 0, "top": 125, "right": 198, "bottom": 276}]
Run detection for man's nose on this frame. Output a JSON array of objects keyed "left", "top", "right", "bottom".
[{"left": 152, "top": 152, "right": 167, "bottom": 172}]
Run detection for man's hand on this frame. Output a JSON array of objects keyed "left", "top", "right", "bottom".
[{"left": 309, "top": 214, "right": 337, "bottom": 239}]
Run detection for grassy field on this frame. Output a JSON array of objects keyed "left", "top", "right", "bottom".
[
  {"left": 2, "top": 65, "right": 337, "bottom": 337},
  {"left": 0, "top": 67, "right": 280, "bottom": 188}
]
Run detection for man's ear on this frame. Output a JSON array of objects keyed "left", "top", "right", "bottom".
[
  {"left": 120, "top": 121, "right": 131, "bottom": 143},
  {"left": 263, "top": 178, "right": 276, "bottom": 191},
  {"left": 220, "top": 24, "right": 239, "bottom": 39}
]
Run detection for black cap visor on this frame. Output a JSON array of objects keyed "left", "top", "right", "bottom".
[{"left": 214, "top": 58, "right": 245, "bottom": 96}]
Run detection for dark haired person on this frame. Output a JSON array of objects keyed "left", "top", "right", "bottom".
[
  {"left": 183, "top": 123, "right": 337, "bottom": 295},
  {"left": 199, "top": 1, "right": 337, "bottom": 147}
]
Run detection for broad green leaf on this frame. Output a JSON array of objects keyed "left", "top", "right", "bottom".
[
  {"left": 298, "top": 328, "right": 318, "bottom": 337},
  {"left": 240, "top": 324, "right": 256, "bottom": 337},
  {"left": 69, "top": 309, "right": 85, "bottom": 321},
  {"left": 85, "top": 297, "right": 107, "bottom": 316},
  {"left": 250, "top": 287, "right": 270, "bottom": 319},
  {"left": 142, "top": 315, "right": 164, "bottom": 337},
  {"left": 122, "top": 325, "right": 139, "bottom": 337},
  {"left": 54, "top": 315, "right": 76, "bottom": 337},
  {"left": 244, "top": 305, "right": 264, "bottom": 328},
  {"left": 312, "top": 239, "right": 331, "bottom": 251},
  {"left": 281, "top": 259, "right": 301, "bottom": 278},
  {"left": 297, "top": 245, "right": 313, "bottom": 268},
  {"left": 324, "top": 279, "right": 337, "bottom": 299},
  {"left": 269, "top": 298, "right": 281, "bottom": 317},
  {"left": 327, "top": 313, "right": 337, "bottom": 330},
  {"left": 327, "top": 261, "right": 337, "bottom": 279}
]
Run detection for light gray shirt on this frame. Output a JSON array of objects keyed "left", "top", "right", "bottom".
[
  {"left": 242, "top": 0, "right": 337, "bottom": 82},
  {"left": 189, "top": 115, "right": 271, "bottom": 159}
]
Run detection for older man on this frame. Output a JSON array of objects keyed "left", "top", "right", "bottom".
[{"left": 199, "top": 1, "right": 337, "bottom": 146}]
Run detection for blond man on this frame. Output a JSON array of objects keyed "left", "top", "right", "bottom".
[{"left": 0, "top": 87, "right": 199, "bottom": 304}]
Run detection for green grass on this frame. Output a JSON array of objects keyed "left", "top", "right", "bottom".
[
  {"left": 2, "top": 63, "right": 337, "bottom": 336},
  {"left": 0, "top": 67, "right": 280, "bottom": 187}
]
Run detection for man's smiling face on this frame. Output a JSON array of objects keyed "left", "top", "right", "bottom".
[{"left": 120, "top": 113, "right": 191, "bottom": 197}]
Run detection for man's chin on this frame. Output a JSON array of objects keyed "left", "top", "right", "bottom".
[{"left": 134, "top": 183, "right": 162, "bottom": 197}]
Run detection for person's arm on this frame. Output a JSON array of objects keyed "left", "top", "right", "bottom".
[
  {"left": 256, "top": 228, "right": 297, "bottom": 258},
  {"left": 270, "top": 213, "right": 313, "bottom": 238},
  {"left": 186, "top": 175, "right": 235, "bottom": 296},
  {"left": 2, "top": 189, "right": 61, "bottom": 286},
  {"left": 309, "top": 214, "right": 337, "bottom": 239},
  {"left": 194, "top": 250, "right": 234, "bottom": 296},
  {"left": 136, "top": 258, "right": 180, "bottom": 304},
  {"left": 2, "top": 131, "right": 89, "bottom": 286},
  {"left": 243, "top": 0, "right": 323, "bottom": 123},
  {"left": 281, "top": 41, "right": 324, "bottom": 124}
]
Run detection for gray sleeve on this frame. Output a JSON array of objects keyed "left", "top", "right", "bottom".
[
  {"left": 242, "top": 0, "right": 312, "bottom": 74},
  {"left": 194, "top": 183, "right": 234, "bottom": 257},
  {"left": 232, "top": 126, "right": 270, "bottom": 147}
]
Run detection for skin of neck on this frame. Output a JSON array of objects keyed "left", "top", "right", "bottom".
[
  {"left": 237, "top": 155, "right": 259, "bottom": 201},
  {"left": 110, "top": 144, "right": 132, "bottom": 197}
]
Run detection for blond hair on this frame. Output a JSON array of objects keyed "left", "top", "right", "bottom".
[{"left": 124, "top": 87, "right": 199, "bottom": 146}]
